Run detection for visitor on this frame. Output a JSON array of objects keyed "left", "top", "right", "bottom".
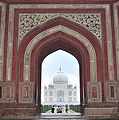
[
  {"left": 51, "top": 106, "right": 55, "bottom": 113},
  {"left": 57, "top": 106, "right": 62, "bottom": 113},
  {"left": 60, "top": 106, "right": 62, "bottom": 113},
  {"left": 65, "top": 106, "right": 69, "bottom": 113}
]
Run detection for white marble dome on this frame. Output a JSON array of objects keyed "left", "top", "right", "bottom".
[
  {"left": 44, "top": 69, "right": 78, "bottom": 104},
  {"left": 53, "top": 71, "right": 68, "bottom": 83}
]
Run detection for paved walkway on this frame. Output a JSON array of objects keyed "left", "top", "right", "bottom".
[{"left": 1, "top": 113, "right": 119, "bottom": 120}]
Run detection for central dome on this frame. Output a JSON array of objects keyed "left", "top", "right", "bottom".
[{"left": 53, "top": 70, "right": 68, "bottom": 84}]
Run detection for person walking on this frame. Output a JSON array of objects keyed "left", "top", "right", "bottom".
[
  {"left": 51, "top": 106, "right": 55, "bottom": 113},
  {"left": 65, "top": 106, "right": 69, "bottom": 113}
]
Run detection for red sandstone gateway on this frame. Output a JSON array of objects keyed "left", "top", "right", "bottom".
[{"left": 0, "top": 0, "right": 119, "bottom": 119}]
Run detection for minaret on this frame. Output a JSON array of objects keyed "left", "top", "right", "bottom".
[{"left": 59, "top": 67, "right": 61, "bottom": 72}]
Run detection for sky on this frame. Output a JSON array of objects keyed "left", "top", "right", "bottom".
[{"left": 41, "top": 50, "right": 80, "bottom": 103}]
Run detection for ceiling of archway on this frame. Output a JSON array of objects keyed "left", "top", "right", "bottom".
[{"left": 18, "top": 13, "right": 102, "bottom": 45}]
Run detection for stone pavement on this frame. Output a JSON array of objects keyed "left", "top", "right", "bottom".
[{"left": 1, "top": 113, "right": 119, "bottom": 120}]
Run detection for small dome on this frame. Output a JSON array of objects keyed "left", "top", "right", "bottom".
[{"left": 53, "top": 68, "right": 68, "bottom": 84}]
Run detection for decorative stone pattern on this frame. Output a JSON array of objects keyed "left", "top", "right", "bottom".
[
  {"left": 117, "top": 6, "right": 119, "bottom": 80},
  {"left": 7, "top": 4, "right": 114, "bottom": 83},
  {"left": 0, "top": 82, "right": 14, "bottom": 102},
  {"left": 106, "top": 82, "right": 118, "bottom": 102},
  {"left": 24, "top": 25, "right": 97, "bottom": 82},
  {"left": 18, "top": 13, "right": 102, "bottom": 45},
  {"left": 117, "top": 83, "right": 119, "bottom": 101},
  {"left": 114, "top": 3, "right": 119, "bottom": 80},
  {"left": 0, "top": 82, "right": 4, "bottom": 102},
  {"left": 5, "top": 82, "right": 14, "bottom": 102},
  {"left": 92, "top": 86, "right": 97, "bottom": 98},
  {"left": 19, "top": 82, "right": 34, "bottom": 103},
  {"left": 0, "top": 2, "right": 6, "bottom": 81},
  {"left": 87, "top": 82, "right": 102, "bottom": 103}
]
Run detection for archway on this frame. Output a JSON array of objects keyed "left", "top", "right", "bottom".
[
  {"left": 17, "top": 17, "right": 103, "bottom": 115},
  {"left": 35, "top": 39, "right": 87, "bottom": 114},
  {"left": 57, "top": 90, "right": 64, "bottom": 102},
  {"left": 41, "top": 49, "right": 80, "bottom": 113}
]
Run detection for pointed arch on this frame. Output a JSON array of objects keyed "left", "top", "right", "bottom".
[
  {"left": 17, "top": 17, "right": 103, "bottom": 82},
  {"left": 17, "top": 17, "right": 103, "bottom": 105},
  {"left": 23, "top": 26, "right": 97, "bottom": 82}
]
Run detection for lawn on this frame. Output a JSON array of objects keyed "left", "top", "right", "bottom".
[
  {"left": 46, "top": 110, "right": 51, "bottom": 113},
  {"left": 68, "top": 109, "right": 77, "bottom": 113}
]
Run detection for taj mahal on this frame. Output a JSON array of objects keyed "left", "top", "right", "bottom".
[{"left": 43, "top": 69, "right": 78, "bottom": 105}]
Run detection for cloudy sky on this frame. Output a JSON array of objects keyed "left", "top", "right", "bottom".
[{"left": 41, "top": 50, "right": 80, "bottom": 103}]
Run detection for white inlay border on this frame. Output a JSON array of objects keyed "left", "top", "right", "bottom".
[
  {"left": 0, "top": 2, "right": 6, "bottom": 81},
  {"left": 114, "top": 2, "right": 119, "bottom": 80}
]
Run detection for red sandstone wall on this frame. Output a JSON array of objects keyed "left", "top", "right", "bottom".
[{"left": 0, "top": 0, "right": 119, "bottom": 116}]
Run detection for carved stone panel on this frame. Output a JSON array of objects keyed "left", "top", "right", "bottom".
[
  {"left": 106, "top": 82, "right": 118, "bottom": 102},
  {"left": 0, "top": 82, "right": 14, "bottom": 102},
  {"left": 18, "top": 13, "right": 102, "bottom": 45},
  {"left": 19, "top": 82, "right": 34, "bottom": 103},
  {"left": 87, "top": 81, "right": 102, "bottom": 103}
]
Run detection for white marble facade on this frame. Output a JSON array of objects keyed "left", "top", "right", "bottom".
[{"left": 43, "top": 70, "right": 78, "bottom": 105}]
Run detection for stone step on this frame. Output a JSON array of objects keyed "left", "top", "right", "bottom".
[
  {"left": 36, "top": 114, "right": 85, "bottom": 119},
  {"left": 41, "top": 113, "right": 81, "bottom": 118},
  {"left": 35, "top": 117, "right": 88, "bottom": 120},
  {"left": 1, "top": 114, "right": 119, "bottom": 120},
  {"left": 1, "top": 117, "right": 119, "bottom": 120}
]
